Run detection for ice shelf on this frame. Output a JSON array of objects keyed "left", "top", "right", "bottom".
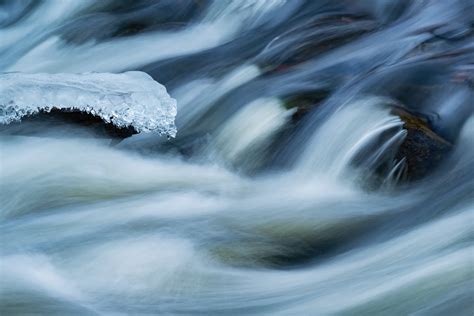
[{"left": 0, "top": 71, "right": 177, "bottom": 137}]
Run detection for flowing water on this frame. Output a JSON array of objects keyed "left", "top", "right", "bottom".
[{"left": 1, "top": 1, "right": 473, "bottom": 315}]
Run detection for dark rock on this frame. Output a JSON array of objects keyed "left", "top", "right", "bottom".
[
  {"left": 61, "top": 0, "right": 209, "bottom": 44},
  {"left": 0, "top": 109, "right": 138, "bottom": 141},
  {"left": 393, "top": 108, "right": 452, "bottom": 181},
  {"left": 280, "top": 97, "right": 453, "bottom": 183},
  {"left": 257, "top": 14, "right": 376, "bottom": 73},
  {"left": 283, "top": 90, "right": 331, "bottom": 121}
]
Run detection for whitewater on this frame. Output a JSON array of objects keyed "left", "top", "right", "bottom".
[{"left": 0, "top": 1, "right": 473, "bottom": 315}]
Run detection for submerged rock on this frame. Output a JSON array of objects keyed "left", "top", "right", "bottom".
[
  {"left": 258, "top": 14, "right": 376, "bottom": 73},
  {"left": 283, "top": 90, "right": 331, "bottom": 121},
  {"left": 283, "top": 94, "right": 454, "bottom": 183}
]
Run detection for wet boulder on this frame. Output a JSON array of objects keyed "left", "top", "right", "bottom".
[
  {"left": 280, "top": 95, "right": 454, "bottom": 183},
  {"left": 393, "top": 108, "right": 452, "bottom": 181},
  {"left": 0, "top": 109, "right": 138, "bottom": 140}
]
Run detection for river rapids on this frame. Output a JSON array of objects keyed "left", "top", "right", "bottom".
[{"left": 0, "top": 1, "right": 473, "bottom": 315}]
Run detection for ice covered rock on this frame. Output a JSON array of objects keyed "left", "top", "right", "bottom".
[{"left": 0, "top": 71, "right": 177, "bottom": 137}]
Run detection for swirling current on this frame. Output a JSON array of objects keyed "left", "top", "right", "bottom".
[{"left": 0, "top": 1, "right": 473, "bottom": 315}]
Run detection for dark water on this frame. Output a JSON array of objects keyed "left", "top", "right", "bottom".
[{"left": 0, "top": 0, "right": 473, "bottom": 315}]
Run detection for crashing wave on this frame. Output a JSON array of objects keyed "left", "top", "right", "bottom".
[{"left": 0, "top": 71, "right": 177, "bottom": 137}]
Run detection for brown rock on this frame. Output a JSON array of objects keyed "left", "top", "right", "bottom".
[{"left": 393, "top": 108, "right": 452, "bottom": 181}]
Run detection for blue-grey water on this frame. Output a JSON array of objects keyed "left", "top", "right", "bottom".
[{"left": 0, "top": 1, "right": 473, "bottom": 315}]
